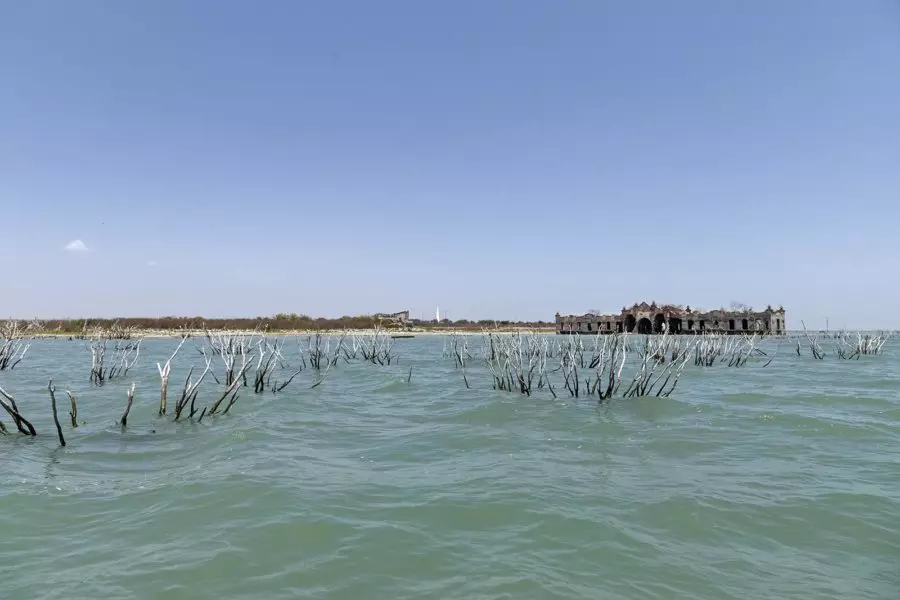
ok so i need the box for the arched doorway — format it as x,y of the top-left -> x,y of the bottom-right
653,313 -> 666,334
625,314 -> 636,333
668,317 -> 682,334
637,317 -> 652,334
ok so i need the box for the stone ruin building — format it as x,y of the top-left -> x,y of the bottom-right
374,310 -> 412,329
555,302 -> 786,335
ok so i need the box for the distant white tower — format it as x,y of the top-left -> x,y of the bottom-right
435,305 -> 440,322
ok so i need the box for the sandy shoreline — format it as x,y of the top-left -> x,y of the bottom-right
27,327 -> 557,339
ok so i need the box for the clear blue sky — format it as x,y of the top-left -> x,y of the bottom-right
2,1 -> 899,327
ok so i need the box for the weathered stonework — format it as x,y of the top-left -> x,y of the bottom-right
555,302 -> 786,335
374,310 -> 411,328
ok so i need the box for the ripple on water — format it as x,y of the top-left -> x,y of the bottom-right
0,337 -> 898,599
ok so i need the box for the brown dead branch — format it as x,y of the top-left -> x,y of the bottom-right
173,352 -> 213,421
47,380 -> 66,447
207,352 -> 253,417
0,384 -> 36,436
66,390 -> 78,427
120,383 -> 136,427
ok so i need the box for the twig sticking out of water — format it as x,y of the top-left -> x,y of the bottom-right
173,352 -> 213,420
694,333 -> 723,366
47,380 -> 66,447
800,321 -> 826,359
691,333 -> 757,367
356,327 -> 396,365
585,333 -> 627,401
197,328 -> 257,385
482,331 -> 551,396
120,383 -> 136,427
761,336 -> 783,368
108,338 -> 143,379
0,384 -> 36,436
727,334 -> 762,367
66,390 -> 78,427
272,368 -> 303,393
622,333 -> 692,398
253,339 -> 283,393
89,339 -> 107,385
310,358 -> 335,389
445,333 -> 471,389
833,330 -> 891,359
559,337 -> 582,398
157,337 -> 188,416
206,352 -> 253,418
444,333 -> 472,369
307,332 -> 349,388
307,331 -> 327,370
220,340 -> 244,386
857,331 -> 891,355
90,333 -> 144,385
0,321 -> 30,371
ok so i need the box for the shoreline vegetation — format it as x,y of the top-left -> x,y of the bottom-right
0,315 -> 893,340
1,315 -> 557,339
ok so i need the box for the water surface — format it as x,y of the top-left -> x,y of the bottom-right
1,335 -> 898,599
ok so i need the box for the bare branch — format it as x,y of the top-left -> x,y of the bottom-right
48,380 -> 66,447
120,383 -> 136,427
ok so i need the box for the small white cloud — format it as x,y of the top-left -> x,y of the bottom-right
63,239 -> 89,252
147,260 -> 158,267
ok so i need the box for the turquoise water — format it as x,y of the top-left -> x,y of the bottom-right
1,335 -> 898,599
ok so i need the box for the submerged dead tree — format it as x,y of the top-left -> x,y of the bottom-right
204,352 -> 253,419
0,384 -> 36,436
203,327 -> 257,357
834,330 -> 891,359
472,331 -> 699,401
108,339 -> 142,379
89,335 -> 141,385
173,353 -> 213,420
800,321 -> 826,360
252,338 -> 296,393
622,335 -> 691,398
66,389 -> 79,427
482,331 -> 553,396
445,333 -> 471,389
584,333 -> 627,401
0,321 -> 30,371
157,337 -> 188,416
47,380 -> 65,447
692,333 -> 767,367
558,335 -> 586,397
307,332 -> 328,369
89,339 -> 108,385
356,328 -> 396,365
120,383 -> 136,427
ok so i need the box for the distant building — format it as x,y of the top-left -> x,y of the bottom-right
374,310 -> 411,328
555,302 -> 786,335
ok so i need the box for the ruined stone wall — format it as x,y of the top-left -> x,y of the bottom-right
556,305 -> 786,335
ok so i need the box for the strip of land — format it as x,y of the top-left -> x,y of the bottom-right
3,315 -> 555,338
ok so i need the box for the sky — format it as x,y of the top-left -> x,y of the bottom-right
2,1 -> 899,327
